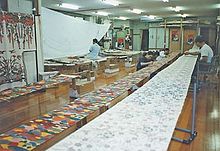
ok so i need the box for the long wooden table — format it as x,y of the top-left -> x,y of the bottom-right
48,55 -> 198,151
0,76 -> 73,132
0,52 -> 180,151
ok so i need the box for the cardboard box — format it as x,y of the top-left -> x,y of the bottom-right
76,81 -> 95,95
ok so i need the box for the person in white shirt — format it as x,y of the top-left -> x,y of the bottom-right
185,35 -> 214,63
156,50 -> 166,61
188,43 -> 199,53
185,35 -> 214,82
88,38 -> 100,60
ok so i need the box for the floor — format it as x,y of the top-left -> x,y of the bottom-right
168,76 -> 220,151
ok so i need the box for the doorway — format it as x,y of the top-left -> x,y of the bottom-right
141,29 -> 149,51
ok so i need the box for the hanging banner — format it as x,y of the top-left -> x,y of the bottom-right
0,11 -> 35,88
171,30 -> 179,42
3,12 -> 35,50
41,7 -> 110,59
187,34 -> 194,45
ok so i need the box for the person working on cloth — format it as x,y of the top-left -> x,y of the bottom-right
184,35 -> 213,63
185,35 -> 214,83
136,52 -> 154,71
88,38 -> 101,60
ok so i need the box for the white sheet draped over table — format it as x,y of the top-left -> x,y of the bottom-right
41,7 -> 110,59
48,55 -> 197,151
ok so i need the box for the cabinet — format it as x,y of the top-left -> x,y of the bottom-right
149,28 -> 169,49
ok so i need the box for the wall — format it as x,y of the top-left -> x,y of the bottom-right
8,0 -> 32,14
132,29 -> 142,51
85,16 -> 110,24
130,20 -> 148,29
112,20 -> 147,51
86,16 -> 96,23
130,20 -> 149,51
0,0 -> 8,11
113,20 -> 130,28
112,20 -> 170,51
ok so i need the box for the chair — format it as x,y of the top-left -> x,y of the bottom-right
198,55 -> 219,85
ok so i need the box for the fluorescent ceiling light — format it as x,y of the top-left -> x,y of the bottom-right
118,16 -> 128,20
171,6 -> 181,12
102,0 -> 120,6
162,0 -> 169,2
181,14 -> 187,18
130,9 -> 143,14
176,13 -> 189,18
59,3 -> 79,10
149,15 -> 156,20
141,15 -> 156,20
96,11 -> 110,16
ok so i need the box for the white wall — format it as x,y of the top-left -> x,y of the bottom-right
111,20 -> 172,51
130,21 -> 149,51
8,0 -> 32,14
113,20 -> 130,28
130,21 -> 148,29
132,29 -> 142,51
111,20 -> 150,51
86,16 -> 97,23
149,28 -> 169,49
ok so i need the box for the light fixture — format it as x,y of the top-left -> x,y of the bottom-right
149,15 -> 156,19
96,11 -> 110,16
102,0 -> 120,6
171,6 -> 181,12
162,0 -> 169,2
181,14 -> 187,18
118,16 -> 128,20
59,3 -> 79,10
130,9 -> 143,14
176,13 -> 189,18
141,15 -> 156,20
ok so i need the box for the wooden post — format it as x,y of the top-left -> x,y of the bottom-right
86,71 -> 91,81
33,0 -> 44,80
180,18 -> 184,53
72,78 -> 77,90
164,19 -> 167,48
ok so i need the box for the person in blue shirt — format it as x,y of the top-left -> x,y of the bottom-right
88,38 -> 100,60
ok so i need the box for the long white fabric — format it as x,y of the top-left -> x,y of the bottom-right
41,7 -> 110,59
48,55 -> 197,151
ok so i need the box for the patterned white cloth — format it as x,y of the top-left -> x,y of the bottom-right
48,55 -> 197,151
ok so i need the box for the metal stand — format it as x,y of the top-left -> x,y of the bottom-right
172,82 -> 198,144
189,62 -> 200,92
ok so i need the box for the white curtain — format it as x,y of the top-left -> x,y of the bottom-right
41,7 -> 110,59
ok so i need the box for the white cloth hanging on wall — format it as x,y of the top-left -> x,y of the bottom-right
41,7 -> 110,59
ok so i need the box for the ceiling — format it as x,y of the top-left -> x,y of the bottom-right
42,0 -> 220,20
